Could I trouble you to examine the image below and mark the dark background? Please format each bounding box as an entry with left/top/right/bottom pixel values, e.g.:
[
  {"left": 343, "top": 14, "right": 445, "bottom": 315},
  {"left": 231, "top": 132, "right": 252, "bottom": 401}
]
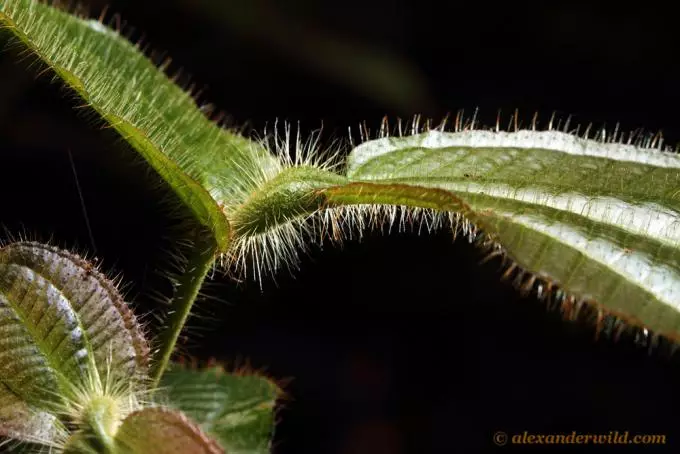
[{"left": 2, "top": 1, "right": 680, "bottom": 453}]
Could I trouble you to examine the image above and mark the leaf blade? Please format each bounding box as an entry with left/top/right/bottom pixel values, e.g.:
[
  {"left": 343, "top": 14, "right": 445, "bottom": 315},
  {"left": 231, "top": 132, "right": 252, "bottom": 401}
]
[
  {"left": 0, "top": 0, "right": 282, "bottom": 250},
  {"left": 340, "top": 129, "right": 680, "bottom": 339},
  {"left": 159, "top": 364, "right": 281, "bottom": 454},
  {"left": 0, "top": 242, "right": 149, "bottom": 445}
]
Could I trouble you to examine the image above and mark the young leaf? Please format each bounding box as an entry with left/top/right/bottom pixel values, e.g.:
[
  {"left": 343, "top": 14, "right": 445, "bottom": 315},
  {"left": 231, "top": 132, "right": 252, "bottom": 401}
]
[
  {"left": 0, "top": 241, "right": 149, "bottom": 446},
  {"left": 113, "top": 408, "right": 224, "bottom": 454},
  {"left": 158, "top": 364, "right": 281, "bottom": 454}
]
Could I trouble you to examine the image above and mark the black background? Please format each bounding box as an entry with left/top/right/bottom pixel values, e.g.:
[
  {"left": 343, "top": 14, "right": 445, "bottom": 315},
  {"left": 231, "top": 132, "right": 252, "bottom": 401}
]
[{"left": 2, "top": 1, "right": 680, "bottom": 453}]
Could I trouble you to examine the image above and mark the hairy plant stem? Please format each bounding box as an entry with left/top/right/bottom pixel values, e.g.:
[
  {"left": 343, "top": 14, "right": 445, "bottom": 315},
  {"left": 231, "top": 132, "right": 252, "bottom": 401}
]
[{"left": 151, "top": 230, "right": 218, "bottom": 387}]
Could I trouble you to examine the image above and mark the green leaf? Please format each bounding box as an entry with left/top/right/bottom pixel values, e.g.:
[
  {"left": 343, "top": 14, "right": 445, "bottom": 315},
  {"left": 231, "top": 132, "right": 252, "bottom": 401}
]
[
  {"left": 0, "top": 0, "right": 281, "bottom": 252},
  {"left": 158, "top": 364, "right": 281, "bottom": 454},
  {"left": 217, "top": 124, "right": 680, "bottom": 342},
  {"left": 0, "top": 241, "right": 149, "bottom": 445},
  {"left": 332, "top": 128, "right": 680, "bottom": 340},
  {"left": 225, "top": 165, "right": 348, "bottom": 279},
  {"left": 113, "top": 408, "right": 224, "bottom": 454},
  {"left": 220, "top": 123, "right": 680, "bottom": 341}
]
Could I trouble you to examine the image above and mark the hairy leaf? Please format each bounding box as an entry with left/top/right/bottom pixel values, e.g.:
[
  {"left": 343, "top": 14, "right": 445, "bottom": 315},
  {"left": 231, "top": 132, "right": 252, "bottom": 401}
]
[
  {"left": 0, "top": 0, "right": 282, "bottom": 252},
  {"left": 0, "top": 241, "right": 148, "bottom": 445},
  {"left": 0, "top": 0, "right": 293, "bottom": 385},
  {"left": 158, "top": 364, "right": 281, "bottom": 454},
  {"left": 222, "top": 124, "right": 679, "bottom": 344},
  {"left": 332, "top": 128, "right": 680, "bottom": 340}
]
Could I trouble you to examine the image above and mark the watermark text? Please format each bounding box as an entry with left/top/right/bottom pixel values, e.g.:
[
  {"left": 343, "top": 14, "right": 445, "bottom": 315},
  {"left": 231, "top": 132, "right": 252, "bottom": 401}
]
[{"left": 493, "top": 430, "right": 666, "bottom": 447}]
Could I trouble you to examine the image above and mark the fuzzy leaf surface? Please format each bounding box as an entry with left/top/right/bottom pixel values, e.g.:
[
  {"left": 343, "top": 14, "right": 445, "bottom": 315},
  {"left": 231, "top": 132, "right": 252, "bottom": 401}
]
[
  {"left": 158, "top": 364, "right": 281, "bottom": 454},
  {"left": 0, "top": 242, "right": 148, "bottom": 445},
  {"left": 219, "top": 126, "right": 680, "bottom": 342},
  {"left": 332, "top": 129, "right": 680, "bottom": 340},
  {"left": 0, "top": 0, "right": 281, "bottom": 251}
]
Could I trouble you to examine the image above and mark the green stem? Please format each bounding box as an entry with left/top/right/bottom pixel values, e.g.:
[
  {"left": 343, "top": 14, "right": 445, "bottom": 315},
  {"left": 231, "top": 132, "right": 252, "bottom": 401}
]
[{"left": 151, "top": 231, "right": 218, "bottom": 387}]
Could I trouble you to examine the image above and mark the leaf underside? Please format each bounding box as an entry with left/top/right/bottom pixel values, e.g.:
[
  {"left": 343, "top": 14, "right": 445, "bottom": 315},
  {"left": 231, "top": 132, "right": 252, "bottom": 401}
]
[
  {"left": 334, "top": 129, "right": 680, "bottom": 340},
  {"left": 0, "top": 241, "right": 148, "bottom": 445},
  {"left": 224, "top": 125, "right": 679, "bottom": 342},
  {"left": 158, "top": 364, "right": 281, "bottom": 454},
  {"left": 0, "top": 0, "right": 284, "bottom": 252}
]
